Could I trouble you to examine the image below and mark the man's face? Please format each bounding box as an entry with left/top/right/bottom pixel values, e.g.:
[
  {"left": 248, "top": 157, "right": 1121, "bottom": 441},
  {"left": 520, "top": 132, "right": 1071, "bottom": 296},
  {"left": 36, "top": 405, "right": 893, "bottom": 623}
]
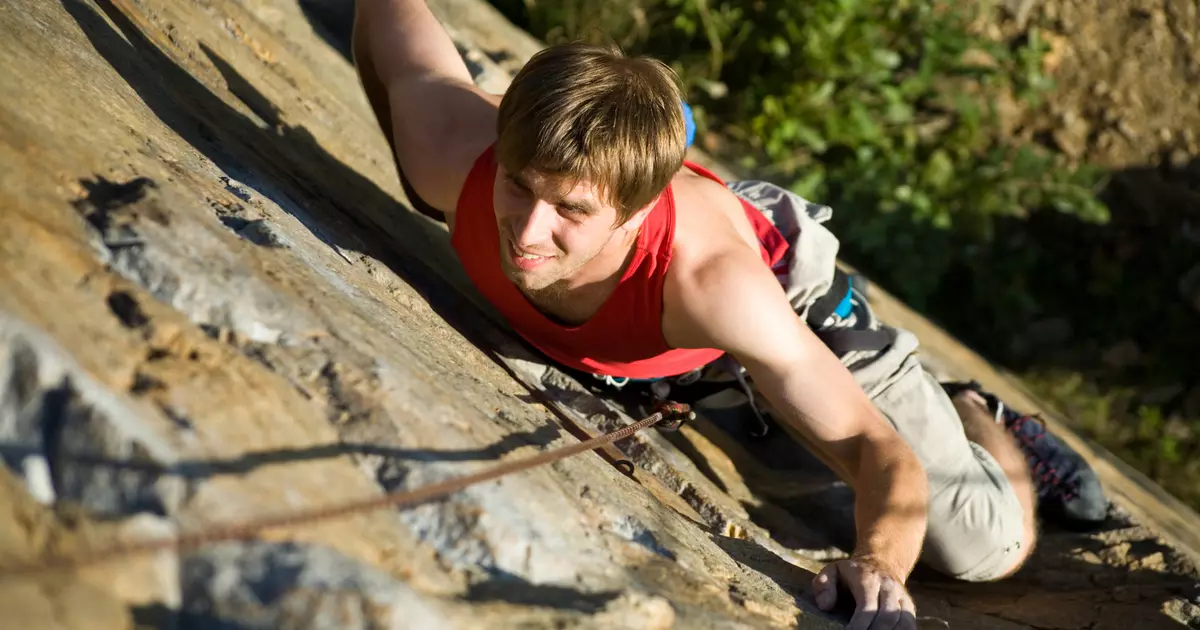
[{"left": 492, "top": 166, "right": 630, "bottom": 294}]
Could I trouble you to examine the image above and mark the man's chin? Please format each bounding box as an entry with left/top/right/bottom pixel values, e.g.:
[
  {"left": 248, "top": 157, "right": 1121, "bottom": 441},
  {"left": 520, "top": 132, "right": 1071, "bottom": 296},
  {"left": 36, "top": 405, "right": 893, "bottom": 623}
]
[
  {"left": 502, "top": 265, "right": 550, "bottom": 292},
  {"left": 500, "top": 252, "right": 572, "bottom": 294}
]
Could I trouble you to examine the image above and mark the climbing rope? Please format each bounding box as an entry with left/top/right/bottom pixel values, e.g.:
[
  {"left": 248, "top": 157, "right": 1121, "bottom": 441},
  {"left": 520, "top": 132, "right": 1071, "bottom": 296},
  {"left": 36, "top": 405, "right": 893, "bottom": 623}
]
[{"left": 0, "top": 403, "right": 693, "bottom": 579}]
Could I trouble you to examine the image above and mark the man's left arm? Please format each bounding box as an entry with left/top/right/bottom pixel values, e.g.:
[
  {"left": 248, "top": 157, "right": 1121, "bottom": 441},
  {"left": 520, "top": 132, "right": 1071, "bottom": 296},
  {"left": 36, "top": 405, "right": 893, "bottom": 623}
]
[{"left": 664, "top": 247, "right": 927, "bottom": 629}]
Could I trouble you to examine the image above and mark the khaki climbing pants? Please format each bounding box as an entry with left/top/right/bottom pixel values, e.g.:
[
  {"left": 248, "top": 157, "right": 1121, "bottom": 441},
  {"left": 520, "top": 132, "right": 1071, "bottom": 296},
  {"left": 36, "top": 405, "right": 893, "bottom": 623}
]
[{"left": 726, "top": 180, "right": 1027, "bottom": 582}]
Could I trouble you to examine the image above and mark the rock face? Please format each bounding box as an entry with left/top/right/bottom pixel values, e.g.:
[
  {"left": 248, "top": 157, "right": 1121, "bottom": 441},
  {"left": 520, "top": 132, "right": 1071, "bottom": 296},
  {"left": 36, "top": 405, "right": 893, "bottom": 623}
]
[{"left": 0, "top": 0, "right": 1197, "bottom": 629}]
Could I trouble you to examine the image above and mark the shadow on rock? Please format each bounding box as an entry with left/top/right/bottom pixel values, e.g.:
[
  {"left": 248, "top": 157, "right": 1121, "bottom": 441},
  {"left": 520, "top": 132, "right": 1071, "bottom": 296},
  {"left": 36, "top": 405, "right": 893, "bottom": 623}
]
[
  {"left": 465, "top": 569, "right": 621, "bottom": 612},
  {"left": 0, "top": 419, "right": 562, "bottom": 483},
  {"left": 61, "top": 0, "right": 498, "bottom": 352},
  {"left": 707, "top": 534, "right": 865, "bottom": 627},
  {"left": 711, "top": 534, "right": 816, "bottom": 594},
  {"left": 132, "top": 604, "right": 256, "bottom": 630},
  {"left": 668, "top": 385, "right": 1200, "bottom": 627},
  {"left": 297, "top": 0, "right": 356, "bottom": 61}
]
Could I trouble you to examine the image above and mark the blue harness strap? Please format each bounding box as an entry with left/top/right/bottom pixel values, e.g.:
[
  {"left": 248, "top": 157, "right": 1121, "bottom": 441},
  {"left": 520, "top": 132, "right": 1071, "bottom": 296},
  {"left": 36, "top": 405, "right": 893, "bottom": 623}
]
[
  {"left": 682, "top": 101, "right": 697, "bottom": 148},
  {"left": 832, "top": 276, "right": 854, "bottom": 320},
  {"left": 806, "top": 269, "right": 854, "bottom": 328}
]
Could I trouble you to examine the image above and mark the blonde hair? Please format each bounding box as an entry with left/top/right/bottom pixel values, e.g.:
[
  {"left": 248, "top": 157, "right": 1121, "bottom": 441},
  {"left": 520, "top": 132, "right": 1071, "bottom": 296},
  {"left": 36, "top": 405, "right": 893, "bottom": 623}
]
[{"left": 496, "top": 42, "right": 688, "bottom": 224}]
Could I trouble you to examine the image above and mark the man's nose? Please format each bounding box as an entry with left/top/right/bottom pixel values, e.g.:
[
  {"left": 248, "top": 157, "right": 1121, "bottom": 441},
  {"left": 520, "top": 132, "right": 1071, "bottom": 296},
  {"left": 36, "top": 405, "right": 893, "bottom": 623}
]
[{"left": 511, "top": 201, "right": 556, "bottom": 246}]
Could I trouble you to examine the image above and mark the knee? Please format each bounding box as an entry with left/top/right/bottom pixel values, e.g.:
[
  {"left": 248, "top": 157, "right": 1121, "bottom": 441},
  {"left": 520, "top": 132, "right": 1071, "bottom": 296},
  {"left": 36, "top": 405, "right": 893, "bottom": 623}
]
[
  {"left": 965, "top": 475, "right": 1040, "bottom": 581},
  {"left": 925, "top": 518, "right": 1033, "bottom": 582},
  {"left": 922, "top": 480, "right": 1035, "bottom": 582},
  {"left": 985, "top": 514, "right": 1038, "bottom": 581}
]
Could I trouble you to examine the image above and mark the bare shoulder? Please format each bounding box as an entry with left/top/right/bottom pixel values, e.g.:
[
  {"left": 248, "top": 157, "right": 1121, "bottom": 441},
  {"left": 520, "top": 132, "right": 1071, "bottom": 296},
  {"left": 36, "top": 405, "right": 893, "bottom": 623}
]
[
  {"left": 669, "top": 169, "right": 762, "bottom": 266},
  {"left": 663, "top": 170, "right": 786, "bottom": 351}
]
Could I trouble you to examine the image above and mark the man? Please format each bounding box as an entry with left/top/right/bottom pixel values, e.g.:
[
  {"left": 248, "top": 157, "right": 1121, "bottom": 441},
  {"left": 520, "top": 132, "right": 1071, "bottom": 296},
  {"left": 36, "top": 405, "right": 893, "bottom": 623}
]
[{"left": 351, "top": 1, "right": 1109, "bottom": 628}]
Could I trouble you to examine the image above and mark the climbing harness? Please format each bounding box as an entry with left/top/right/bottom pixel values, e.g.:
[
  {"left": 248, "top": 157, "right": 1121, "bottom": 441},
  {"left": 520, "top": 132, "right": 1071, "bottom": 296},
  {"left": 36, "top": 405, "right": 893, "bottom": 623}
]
[
  {"left": 593, "top": 268, "right": 898, "bottom": 441},
  {"left": 715, "top": 354, "right": 772, "bottom": 438},
  {"left": 806, "top": 268, "right": 896, "bottom": 357},
  {"left": 0, "top": 403, "right": 693, "bottom": 578}
]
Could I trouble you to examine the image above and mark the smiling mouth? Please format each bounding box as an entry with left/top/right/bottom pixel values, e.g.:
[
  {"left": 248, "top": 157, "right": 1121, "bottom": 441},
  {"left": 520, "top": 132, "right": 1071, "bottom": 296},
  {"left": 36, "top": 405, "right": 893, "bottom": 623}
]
[
  {"left": 507, "top": 239, "right": 555, "bottom": 271},
  {"left": 510, "top": 240, "right": 553, "bottom": 260}
]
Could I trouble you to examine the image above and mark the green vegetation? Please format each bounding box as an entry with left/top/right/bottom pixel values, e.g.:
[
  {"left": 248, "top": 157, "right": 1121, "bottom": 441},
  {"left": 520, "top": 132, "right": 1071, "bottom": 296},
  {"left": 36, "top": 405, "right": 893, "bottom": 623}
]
[
  {"left": 488, "top": 0, "right": 1200, "bottom": 510},
  {"left": 494, "top": 0, "right": 1107, "bottom": 305}
]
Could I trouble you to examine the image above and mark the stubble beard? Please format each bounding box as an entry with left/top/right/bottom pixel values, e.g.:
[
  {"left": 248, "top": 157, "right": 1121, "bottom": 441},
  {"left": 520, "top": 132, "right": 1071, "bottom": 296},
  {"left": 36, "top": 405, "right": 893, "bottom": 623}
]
[{"left": 501, "top": 232, "right": 615, "bottom": 304}]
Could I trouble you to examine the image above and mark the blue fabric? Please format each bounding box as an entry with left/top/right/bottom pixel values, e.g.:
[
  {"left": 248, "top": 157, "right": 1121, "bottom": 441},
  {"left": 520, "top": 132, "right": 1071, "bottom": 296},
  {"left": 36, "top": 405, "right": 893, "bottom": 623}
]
[
  {"left": 833, "top": 276, "right": 854, "bottom": 319},
  {"left": 682, "top": 101, "right": 696, "bottom": 149}
]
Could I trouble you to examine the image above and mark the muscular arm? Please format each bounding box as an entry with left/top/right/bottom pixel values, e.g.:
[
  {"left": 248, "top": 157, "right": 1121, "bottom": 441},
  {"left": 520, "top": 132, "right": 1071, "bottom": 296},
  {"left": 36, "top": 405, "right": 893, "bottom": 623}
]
[
  {"left": 664, "top": 246, "right": 928, "bottom": 582},
  {"left": 351, "top": 0, "right": 498, "bottom": 216}
]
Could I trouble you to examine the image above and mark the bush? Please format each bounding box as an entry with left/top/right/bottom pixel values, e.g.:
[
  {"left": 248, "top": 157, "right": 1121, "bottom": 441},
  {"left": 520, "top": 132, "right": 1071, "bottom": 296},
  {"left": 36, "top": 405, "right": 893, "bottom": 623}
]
[{"left": 489, "top": 0, "right": 1107, "bottom": 310}]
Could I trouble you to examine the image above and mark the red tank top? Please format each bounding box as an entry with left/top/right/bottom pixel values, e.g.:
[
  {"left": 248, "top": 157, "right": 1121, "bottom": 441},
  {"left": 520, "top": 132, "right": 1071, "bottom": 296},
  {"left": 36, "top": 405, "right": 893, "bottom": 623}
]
[{"left": 450, "top": 146, "right": 789, "bottom": 379}]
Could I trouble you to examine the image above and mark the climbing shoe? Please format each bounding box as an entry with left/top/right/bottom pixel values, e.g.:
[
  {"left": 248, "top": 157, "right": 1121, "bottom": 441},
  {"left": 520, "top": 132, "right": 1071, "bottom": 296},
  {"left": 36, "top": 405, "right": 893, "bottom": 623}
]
[{"left": 942, "top": 381, "right": 1110, "bottom": 528}]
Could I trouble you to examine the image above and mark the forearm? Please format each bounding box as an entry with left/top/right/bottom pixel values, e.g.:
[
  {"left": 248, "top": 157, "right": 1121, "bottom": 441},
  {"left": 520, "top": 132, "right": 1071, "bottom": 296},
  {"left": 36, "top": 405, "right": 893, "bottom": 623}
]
[
  {"left": 756, "top": 365, "right": 929, "bottom": 581},
  {"left": 851, "top": 433, "right": 928, "bottom": 582}
]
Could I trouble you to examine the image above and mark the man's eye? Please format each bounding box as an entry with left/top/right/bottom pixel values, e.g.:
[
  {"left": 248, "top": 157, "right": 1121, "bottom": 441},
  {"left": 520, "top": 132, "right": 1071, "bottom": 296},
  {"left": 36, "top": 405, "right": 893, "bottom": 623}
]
[{"left": 557, "top": 205, "right": 590, "bottom": 221}]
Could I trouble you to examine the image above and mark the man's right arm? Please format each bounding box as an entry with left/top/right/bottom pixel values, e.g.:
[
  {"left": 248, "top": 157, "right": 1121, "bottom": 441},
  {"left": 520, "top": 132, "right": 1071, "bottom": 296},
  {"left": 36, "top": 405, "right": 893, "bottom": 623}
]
[{"left": 352, "top": 0, "right": 499, "bottom": 216}]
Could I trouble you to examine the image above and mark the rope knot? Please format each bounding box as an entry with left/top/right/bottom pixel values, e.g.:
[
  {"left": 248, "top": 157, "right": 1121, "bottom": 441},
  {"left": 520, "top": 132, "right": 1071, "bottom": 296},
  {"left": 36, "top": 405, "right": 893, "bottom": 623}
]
[{"left": 654, "top": 401, "right": 695, "bottom": 431}]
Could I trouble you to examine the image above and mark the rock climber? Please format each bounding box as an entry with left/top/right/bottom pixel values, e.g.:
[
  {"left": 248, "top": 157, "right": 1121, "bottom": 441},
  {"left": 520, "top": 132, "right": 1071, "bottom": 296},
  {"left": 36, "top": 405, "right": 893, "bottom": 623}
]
[{"left": 351, "top": 1, "right": 1109, "bottom": 628}]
